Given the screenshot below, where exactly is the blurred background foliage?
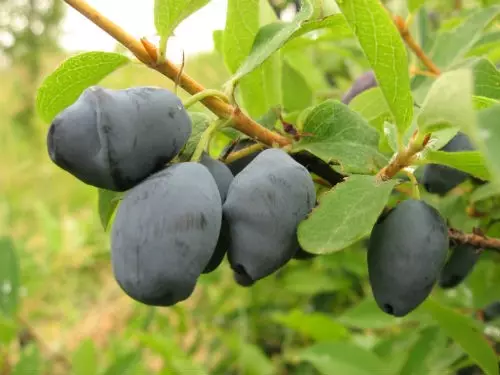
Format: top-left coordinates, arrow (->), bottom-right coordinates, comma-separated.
1,0 -> 500,374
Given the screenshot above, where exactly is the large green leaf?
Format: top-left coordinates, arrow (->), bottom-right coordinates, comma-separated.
429,6 -> 500,70
273,309 -> 349,341
470,182 -> 500,203
0,237 -> 20,317
293,100 -> 388,174
298,175 -> 398,254
299,342 -> 386,375
290,13 -> 352,40
230,0 -> 313,83
424,299 -> 499,375
154,0 -> 210,41
223,0 -> 281,118
417,69 -> 474,133
282,61 -> 313,112
422,150 -> 491,181
399,327 -> 441,375
72,339 -> 97,375
0,315 -> 17,344
97,189 -> 122,232
36,52 -> 129,123
349,88 -> 392,133
337,0 -> 414,135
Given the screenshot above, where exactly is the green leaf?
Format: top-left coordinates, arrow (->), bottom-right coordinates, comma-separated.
473,95 -> 498,110
299,342 -> 385,375
337,298 -> 402,329
280,269 -> 350,295
429,6 -> 500,70
337,0 -> 414,135
102,352 -> 140,375
417,69 -> 474,133
282,61 -> 313,112
179,112 -> 213,160
154,0 -> 210,41
0,315 -> 17,344
422,150 -> 491,181
471,58 -> 500,100
36,52 -> 129,123
293,100 -> 388,174
0,237 -> 20,317
291,13 -> 352,40
399,327 -> 441,375
424,299 -> 499,375
230,0 -> 313,83
12,345 -> 41,375
235,343 -> 274,375
223,0 -> 281,118
298,175 -> 398,254
470,182 -> 500,203
273,309 -> 349,341
97,189 -> 122,231
470,104 -> 500,186
72,339 -> 98,375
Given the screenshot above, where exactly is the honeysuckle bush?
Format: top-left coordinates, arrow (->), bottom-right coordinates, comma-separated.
2,0 -> 500,374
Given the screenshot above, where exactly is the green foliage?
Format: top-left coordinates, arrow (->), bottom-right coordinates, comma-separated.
36,52 -> 129,123
0,237 -> 20,317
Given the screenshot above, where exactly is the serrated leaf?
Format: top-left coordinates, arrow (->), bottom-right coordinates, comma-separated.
299,342 -> 385,375
293,100 -> 388,174
179,112 -> 213,160
298,175 -> 398,254
422,150 -> 490,181
0,237 -> 20,317
72,339 -> 97,375
273,309 -> 349,341
230,0 -> 313,83
337,298 -> 401,329
429,6 -> 500,70
36,52 -> 129,123
417,69 -> 474,133
98,189 -> 122,231
223,0 -> 281,118
12,345 -> 41,375
470,182 -> 500,203
424,299 -> 499,375
337,0 -> 414,135
154,0 -> 210,41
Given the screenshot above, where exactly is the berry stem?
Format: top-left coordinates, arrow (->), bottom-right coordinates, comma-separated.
191,119 -> 229,162
402,169 -> 421,200
63,0 -> 291,148
394,15 -> 441,76
183,89 -> 230,109
223,143 -> 266,163
449,228 -> 500,253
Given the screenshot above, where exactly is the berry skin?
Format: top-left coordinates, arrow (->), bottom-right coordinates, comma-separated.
223,149 -> 316,285
439,244 -> 480,289
47,86 -> 192,191
111,162 -> 221,306
368,199 -> 448,317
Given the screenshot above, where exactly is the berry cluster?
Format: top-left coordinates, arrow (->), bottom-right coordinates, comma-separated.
47,86 -> 316,306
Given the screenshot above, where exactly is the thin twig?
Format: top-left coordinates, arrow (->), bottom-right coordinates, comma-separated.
63,0 -> 290,148
225,143 -> 266,163
449,227 -> 500,253
394,16 -> 441,76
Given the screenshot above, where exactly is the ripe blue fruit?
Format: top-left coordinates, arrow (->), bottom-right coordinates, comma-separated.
422,132 -> 475,195
368,199 -> 448,317
111,162 -> 222,306
199,152 -> 234,274
47,86 -> 192,191
439,244 -> 480,289
223,148 -> 316,285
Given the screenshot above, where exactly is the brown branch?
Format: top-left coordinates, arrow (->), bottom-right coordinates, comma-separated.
376,133 -> 430,181
449,228 -> 500,253
63,0 -> 291,148
394,16 -> 441,76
